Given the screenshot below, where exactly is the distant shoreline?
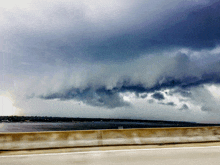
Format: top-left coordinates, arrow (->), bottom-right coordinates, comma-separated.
0,116 -> 219,127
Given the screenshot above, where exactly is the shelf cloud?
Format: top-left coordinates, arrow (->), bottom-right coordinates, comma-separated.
1,0 -> 220,123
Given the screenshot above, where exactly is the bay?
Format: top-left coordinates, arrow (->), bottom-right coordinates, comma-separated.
0,121 -> 173,132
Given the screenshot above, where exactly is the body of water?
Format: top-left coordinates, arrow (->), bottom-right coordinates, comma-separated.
0,121 -> 174,132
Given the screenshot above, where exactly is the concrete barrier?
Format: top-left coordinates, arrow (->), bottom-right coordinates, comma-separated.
101,127 -> 220,146
1,127 -> 220,150
0,130 -> 102,150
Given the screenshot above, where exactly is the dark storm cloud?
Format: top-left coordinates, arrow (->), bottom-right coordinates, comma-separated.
66,1 -> 220,62
36,61 -> 220,108
120,72 -> 220,93
2,0 -> 220,115
159,0 -> 220,49
151,92 -> 165,100
68,0 -> 220,62
140,94 -> 148,99
2,0 -> 220,67
40,87 -> 129,108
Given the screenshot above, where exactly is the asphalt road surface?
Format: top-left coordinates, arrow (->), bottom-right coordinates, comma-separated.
1,146 -> 220,165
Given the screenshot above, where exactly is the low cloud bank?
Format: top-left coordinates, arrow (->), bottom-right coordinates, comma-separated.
23,49 -> 220,109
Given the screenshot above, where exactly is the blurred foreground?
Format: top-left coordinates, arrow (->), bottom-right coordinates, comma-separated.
1,143 -> 220,165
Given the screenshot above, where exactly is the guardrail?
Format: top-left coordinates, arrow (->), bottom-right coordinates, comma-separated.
1,126 -> 220,150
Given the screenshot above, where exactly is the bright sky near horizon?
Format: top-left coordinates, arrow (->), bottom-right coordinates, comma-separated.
1,0 -> 220,123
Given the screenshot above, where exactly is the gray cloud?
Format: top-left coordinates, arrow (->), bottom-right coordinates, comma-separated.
166,102 -> 176,106
170,88 -> 192,98
140,93 -> 148,99
160,102 -> 176,106
179,104 -> 189,110
148,99 -> 154,104
17,50 -> 220,109
201,106 -> 212,112
40,87 -> 129,108
151,92 -> 165,101
1,0 -> 220,122
2,0 -> 219,69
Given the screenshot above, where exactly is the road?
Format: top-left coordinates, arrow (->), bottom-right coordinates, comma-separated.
1,145 -> 220,165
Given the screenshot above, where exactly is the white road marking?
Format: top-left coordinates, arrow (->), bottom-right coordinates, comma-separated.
1,146 -> 220,158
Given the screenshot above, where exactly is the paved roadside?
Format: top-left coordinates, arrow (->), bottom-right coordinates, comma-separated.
1,142 -> 220,156
1,144 -> 220,165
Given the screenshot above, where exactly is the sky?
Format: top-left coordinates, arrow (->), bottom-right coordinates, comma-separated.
1,0 -> 220,123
